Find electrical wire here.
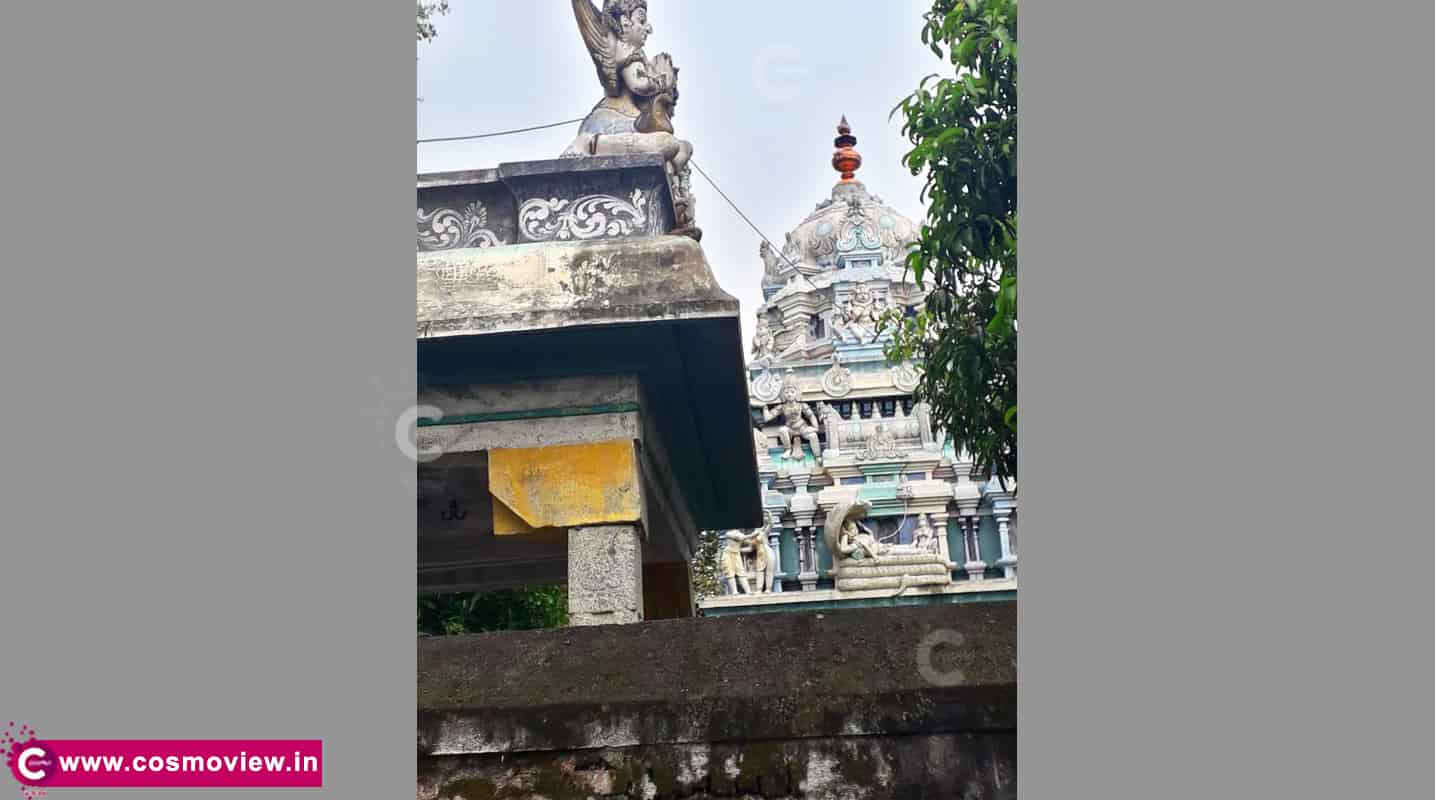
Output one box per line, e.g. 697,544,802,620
416,117,585,144
689,158,821,292
417,117,822,292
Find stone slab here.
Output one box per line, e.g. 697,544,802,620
417,601,1015,755
418,732,1015,800
417,235,737,339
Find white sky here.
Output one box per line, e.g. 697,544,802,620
417,0,941,352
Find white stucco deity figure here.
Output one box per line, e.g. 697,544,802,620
821,500,952,593
719,530,753,595
835,284,878,343
852,282,873,308
566,0,698,235
782,231,800,264
911,399,937,448
762,372,822,465
836,515,885,562
751,315,776,362
869,292,891,336
745,525,774,593
857,422,900,461
912,513,940,555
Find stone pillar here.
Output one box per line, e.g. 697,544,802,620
929,508,953,563
960,517,986,582
568,524,644,626
986,478,1017,580
797,527,819,591
953,475,984,582
994,512,1016,579
788,505,821,592
767,526,784,593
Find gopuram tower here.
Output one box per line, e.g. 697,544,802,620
701,119,1017,615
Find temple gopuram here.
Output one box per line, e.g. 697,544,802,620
699,119,1018,616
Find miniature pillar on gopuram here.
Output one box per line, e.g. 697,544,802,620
415,2,758,625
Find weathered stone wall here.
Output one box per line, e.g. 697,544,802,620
418,602,1015,799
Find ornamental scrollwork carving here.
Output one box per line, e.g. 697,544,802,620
750,365,783,404
821,352,853,397
836,219,884,253
417,202,502,251
891,361,920,393
518,188,653,242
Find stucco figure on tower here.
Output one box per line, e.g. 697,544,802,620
565,0,699,236
719,530,753,595
762,370,822,465
912,513,939,555
759,240,783,284
752,315,776,362
746,523,774,593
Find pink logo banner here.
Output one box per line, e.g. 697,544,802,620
6,738,322,790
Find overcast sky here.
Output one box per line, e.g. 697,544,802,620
417,0,940,352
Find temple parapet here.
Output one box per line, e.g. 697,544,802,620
417,155,677,252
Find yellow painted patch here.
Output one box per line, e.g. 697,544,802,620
488,439,641,535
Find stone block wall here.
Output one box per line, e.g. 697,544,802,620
418,602,1016,799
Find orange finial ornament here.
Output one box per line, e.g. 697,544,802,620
831,115,862,183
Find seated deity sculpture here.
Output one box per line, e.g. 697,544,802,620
911,513,940,555
566,0,698,236
834,284,879,343
761,372,822,465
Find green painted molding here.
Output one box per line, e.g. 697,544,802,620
857,484,900,502
417,402,640,427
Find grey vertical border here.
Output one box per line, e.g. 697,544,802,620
0,1,415,797
1024,1,1434,797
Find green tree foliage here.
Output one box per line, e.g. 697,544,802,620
416,1,449,42
689,530,724,600
417,586,568,636
884,0,1017,481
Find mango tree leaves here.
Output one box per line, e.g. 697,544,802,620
881,0,1017,481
